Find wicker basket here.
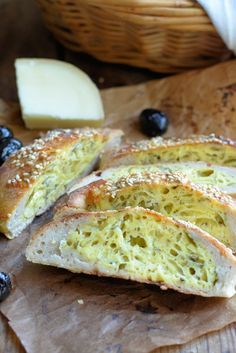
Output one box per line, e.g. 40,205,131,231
37,0,232,73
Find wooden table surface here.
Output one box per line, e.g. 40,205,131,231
0,1,236,352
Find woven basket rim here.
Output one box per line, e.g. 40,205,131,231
79,0,201,10
36,0,230,73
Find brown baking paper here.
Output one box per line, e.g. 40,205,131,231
1,60,236,353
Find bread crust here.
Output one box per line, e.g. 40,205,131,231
67,162,236,199
54,171,236,251
66,162,236,202
101,134,236,168
56,171,236,216
0,128,123,238
67,172,236,208
26,207,236,297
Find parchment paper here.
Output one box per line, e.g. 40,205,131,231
1,60,236,353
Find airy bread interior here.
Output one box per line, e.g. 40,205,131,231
64,173,236,251
5,137,107,238
69,162,236,197
134,144,236,166
3,129,122,238
26,208,236,298
101,135,236,168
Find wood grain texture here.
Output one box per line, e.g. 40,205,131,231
0,1,236,352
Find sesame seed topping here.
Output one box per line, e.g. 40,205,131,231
117,134,236,154
92,171,236,207
6,128,102,186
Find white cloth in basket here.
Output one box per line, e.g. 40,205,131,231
197,0,236,54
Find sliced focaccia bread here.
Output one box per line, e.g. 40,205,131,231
100,134,236,169
26,207,236,298
0,128,123,239
68,162,236,197
57,172,236,251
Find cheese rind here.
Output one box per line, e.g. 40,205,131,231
15,58,104,129
22,115,104,129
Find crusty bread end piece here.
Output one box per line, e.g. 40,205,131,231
26,207,236,298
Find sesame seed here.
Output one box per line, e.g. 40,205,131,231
93,171,236,208
117,134,236,155
6,128,103,186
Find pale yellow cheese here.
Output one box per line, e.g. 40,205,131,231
15,58,104,129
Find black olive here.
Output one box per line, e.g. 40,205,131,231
0,137,23,166
0,126,13,141
139,109,169,137
0,272,12,302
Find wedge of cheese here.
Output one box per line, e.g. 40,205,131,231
15,58,104,129
26,207,236,298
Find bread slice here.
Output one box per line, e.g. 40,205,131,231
100,134,236,169
26,207,236,298
68,162,236,198
56,172,236,252
0,128,123,239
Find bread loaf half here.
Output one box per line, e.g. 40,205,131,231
100,134,236,169
68,162,236,197
0,128,123,238
57,172,236,251
26,207,236,298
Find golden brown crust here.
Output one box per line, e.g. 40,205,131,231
62,171,236,212
0,128,122,227
119,134,236,154
101,134,236,168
